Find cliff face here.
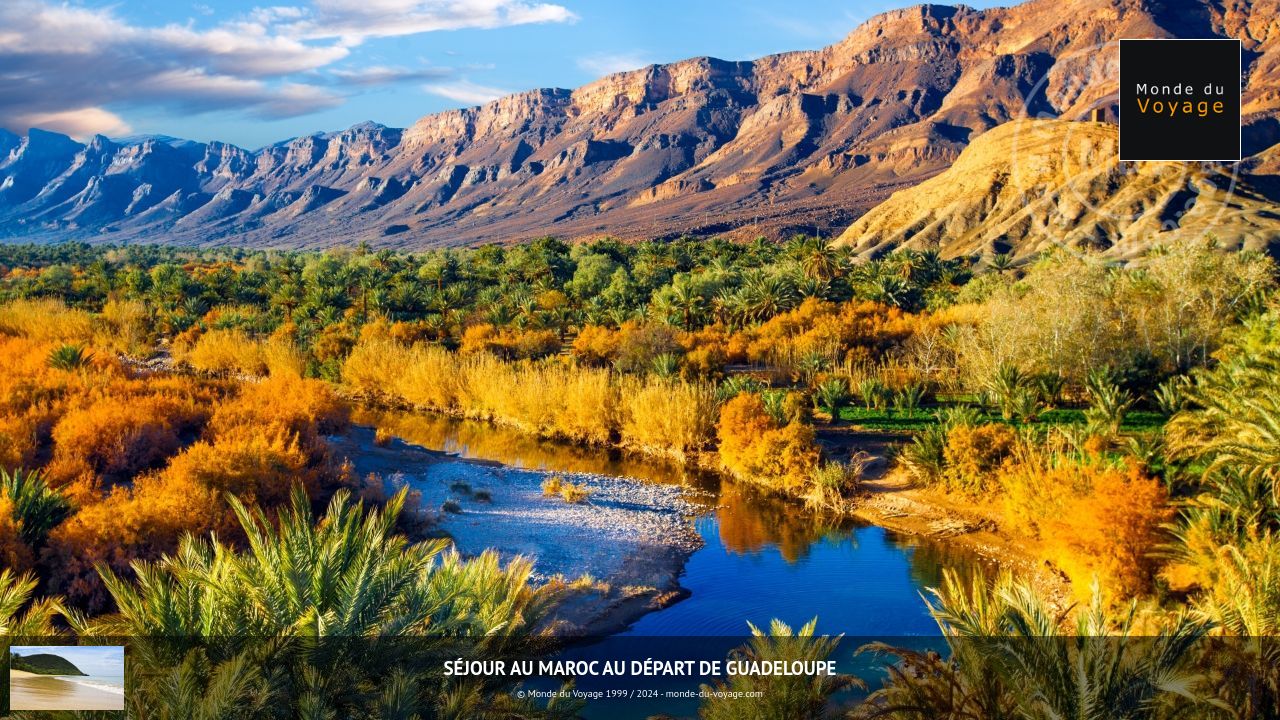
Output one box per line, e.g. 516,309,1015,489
1,0,1277,249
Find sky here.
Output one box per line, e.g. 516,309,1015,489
0,0,1003,149
12,645,125,676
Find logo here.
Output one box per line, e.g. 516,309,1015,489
1119,38,1241,162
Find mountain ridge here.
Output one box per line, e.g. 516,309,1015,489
1,0,1278,249
10,652,87,676
835,119,1280,259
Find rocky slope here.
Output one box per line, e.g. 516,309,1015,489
1,0,1277,249
835,119,1280,259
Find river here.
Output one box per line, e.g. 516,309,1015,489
351,409,986,717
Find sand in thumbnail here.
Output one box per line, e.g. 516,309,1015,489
9,669,124,711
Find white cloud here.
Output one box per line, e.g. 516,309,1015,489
423,80,510,105
7,108,133,139
284,0,578,44
0,0,575,137
576,52,653,77
0,0,346,134
331,64,455,86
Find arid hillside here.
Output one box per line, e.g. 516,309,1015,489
1,0,1278,248
835,119,1280,259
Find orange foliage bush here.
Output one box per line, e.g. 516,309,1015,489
678,326,733,377
460,323,501,354
717,393,820,493
571,325,621,366
0,409,44,471
738,299,921,369
44,376,348,611
161,431,313,511
45,474,214,612
0,496,33,572
179,327,264,375
461,323,560,360
942,423,1018,493
1043,463,1173,600
0,315,350,612
612,322,681,374
47,396,187,486
209,376,349,452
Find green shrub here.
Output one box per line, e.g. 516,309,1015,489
47,343,93,371
813,377,849,423
1,467,71,546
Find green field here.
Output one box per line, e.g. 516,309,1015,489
838,405,1168,434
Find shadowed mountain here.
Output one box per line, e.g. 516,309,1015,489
0,0,1277,249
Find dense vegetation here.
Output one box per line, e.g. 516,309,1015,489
0,236,1277,718
9,651,84,676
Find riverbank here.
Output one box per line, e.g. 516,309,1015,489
9,670,124,711
846,471,1072,612
817,424,1074,611
341,406,1072,621
328,425,706,636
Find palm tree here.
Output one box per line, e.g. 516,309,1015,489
712,288,745,330
797,236,841,283
813,377,849,423
988,252,1015,274
46,343,93,371
701,618,859,720
1185,532,1280,719
654,278,706,330
984,362,1033,422
1167,347,1280,501
857,571,1215,720
1084,366,1135,437
0,568,62,637
89,488,568,719
0,467,71,547
740,272,797,322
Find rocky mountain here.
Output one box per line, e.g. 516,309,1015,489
835,119,1280,259
1,0,1277,249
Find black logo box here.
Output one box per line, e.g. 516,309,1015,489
1119,38,1241,162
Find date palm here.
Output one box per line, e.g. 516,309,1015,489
0,467,71,547
984,362,1032,421
796,236,841,283
89,487,566,719
0,568,62,638
740,272,797,322
47,343,93,371
702,618,859,720
813,377,849,423
1186,532,1280,719
988,252,1015,274
1167,348,1280,502
1084,367,1135,436
858,571,1214,720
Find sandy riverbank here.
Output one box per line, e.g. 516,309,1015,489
816,425,1074,610
9,670,124,711
328,426,706,636
851,471,1073,611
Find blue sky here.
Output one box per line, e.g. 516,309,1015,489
0,0,1004,148
12,646,124,676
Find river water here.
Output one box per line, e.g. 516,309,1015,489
355,409,985,717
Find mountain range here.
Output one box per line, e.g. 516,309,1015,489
1,0,1278,252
